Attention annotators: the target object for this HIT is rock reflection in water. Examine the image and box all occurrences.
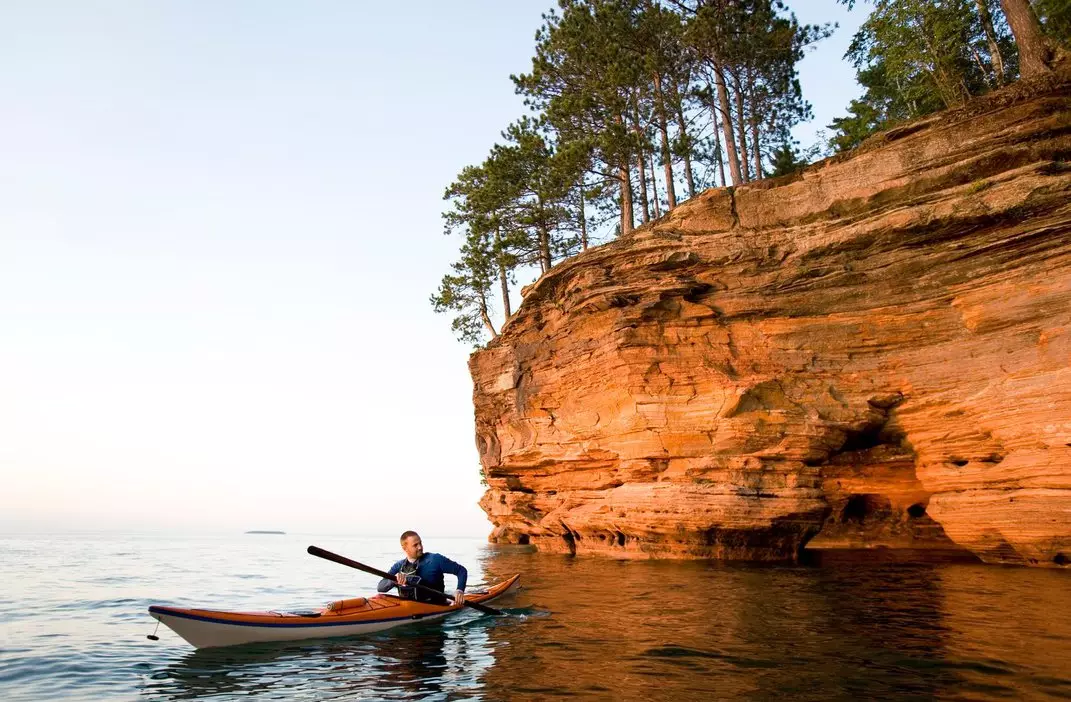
[476,546,1071,700]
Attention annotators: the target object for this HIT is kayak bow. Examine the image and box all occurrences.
[148,574,519,649]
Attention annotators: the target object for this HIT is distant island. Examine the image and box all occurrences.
[245,530,286,535]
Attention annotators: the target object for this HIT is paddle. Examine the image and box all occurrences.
[307,545,503,616]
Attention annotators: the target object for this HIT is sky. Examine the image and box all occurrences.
[0,1,864,537]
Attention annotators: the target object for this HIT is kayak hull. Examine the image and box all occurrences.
[149,574,519,649]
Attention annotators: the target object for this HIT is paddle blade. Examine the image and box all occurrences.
[462,600,502,616]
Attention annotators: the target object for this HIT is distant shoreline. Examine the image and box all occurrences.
[245,530,286,534]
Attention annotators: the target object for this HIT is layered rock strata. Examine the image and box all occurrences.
[471,67,1071,567]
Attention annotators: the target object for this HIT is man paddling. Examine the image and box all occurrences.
[377,531,468,606]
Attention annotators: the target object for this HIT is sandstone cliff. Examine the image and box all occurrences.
[470,66,1071,567]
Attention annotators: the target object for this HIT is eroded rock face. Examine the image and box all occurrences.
[471,67,1071,567]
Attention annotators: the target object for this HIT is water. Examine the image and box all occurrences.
[1,533,1070,701]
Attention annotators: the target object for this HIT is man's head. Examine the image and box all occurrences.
[400,530,423,560]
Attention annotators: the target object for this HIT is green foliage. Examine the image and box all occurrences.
[429,229,498,346]
[678,0,832,180]
[434,0,835,344]
[513,1,641,179]
[829,0,1020,152]
[1035,0,1071,45]
[493,118,585,271]
[767,140,807,177]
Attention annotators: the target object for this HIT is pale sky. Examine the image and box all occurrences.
[0,1,863,536]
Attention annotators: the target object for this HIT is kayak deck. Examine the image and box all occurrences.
[148,574,519,649]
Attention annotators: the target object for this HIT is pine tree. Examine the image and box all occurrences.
[514,0,646,236]
[430,229,500,345]
[443,162,520,324]
[435,0,835,344]
[493,118,583,274]
[671,0,827,185]
[767,140,806,177]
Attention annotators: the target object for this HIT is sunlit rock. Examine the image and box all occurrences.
[471,64,1071,567]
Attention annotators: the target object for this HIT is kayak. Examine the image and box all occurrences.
[148,574,520,649]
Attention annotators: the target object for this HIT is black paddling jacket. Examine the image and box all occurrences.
[376,553,469,599]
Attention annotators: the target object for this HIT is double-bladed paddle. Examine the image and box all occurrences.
[307,545,503,616]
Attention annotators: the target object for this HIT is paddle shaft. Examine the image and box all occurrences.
[307,545,502,616]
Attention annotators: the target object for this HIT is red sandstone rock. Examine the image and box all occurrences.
[470,66,1071,567]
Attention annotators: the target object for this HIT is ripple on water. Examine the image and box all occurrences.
[51,597,149,612]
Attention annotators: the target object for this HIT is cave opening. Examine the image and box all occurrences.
[907,503,927,519]
[841,427,884,452]
[841,494,892,523]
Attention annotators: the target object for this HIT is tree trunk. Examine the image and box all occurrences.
[1000,0,1053,78]
[751,118,762,179]
[615,113,634,236]
[632,100,651,223]
[975,0,1006,85]
[494,226,510,319]
[669,79,696,198]
[682,143,696,199]
[649,152,661,219]
[707,82,727,187]
[540,224,552,272]
[733,70,751,183]
[636,149,651,223]
[747,68,762,179]
[653,72,677,210]
[619,162,634,236]
[535,194,552,272]
[710,70,741,186]
[579,183,588,250]
[480,297,498,339]
[971,47,994,88]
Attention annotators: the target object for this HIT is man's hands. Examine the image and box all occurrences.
[394,573,464,605]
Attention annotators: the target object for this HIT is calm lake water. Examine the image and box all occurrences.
[1,532,1069,701]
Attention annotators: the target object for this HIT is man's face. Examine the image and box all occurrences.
[402,535,424,560]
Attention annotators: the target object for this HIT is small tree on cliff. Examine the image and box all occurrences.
[430,229,500,345]
[767,139,808,177]
[443,161,522,323]
[437,152,543,345]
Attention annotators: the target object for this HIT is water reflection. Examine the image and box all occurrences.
[143,620,497,700]
[475,547,1071,700]
[937,566,1071,699]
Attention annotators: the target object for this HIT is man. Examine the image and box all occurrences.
[377,531,468,605]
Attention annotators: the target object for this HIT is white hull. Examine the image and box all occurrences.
[149,575,519,649]
[151,608,455,649]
